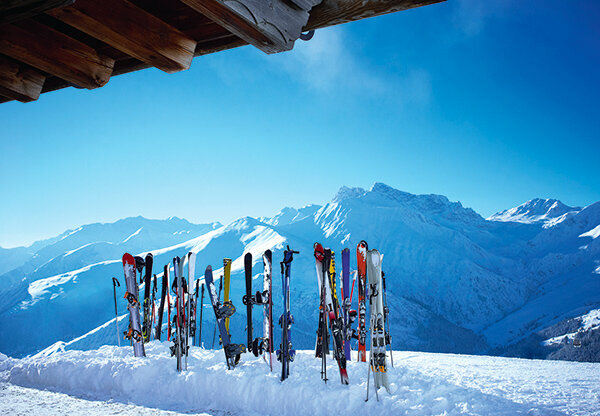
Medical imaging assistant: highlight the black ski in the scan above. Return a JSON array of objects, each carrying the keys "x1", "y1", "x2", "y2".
[{"x1": 155, "y1": 264, "x2": 168, "y2": 340}]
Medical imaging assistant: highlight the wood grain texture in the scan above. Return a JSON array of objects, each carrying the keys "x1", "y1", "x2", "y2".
[
  {"x1": 305, "y1": 0, "x2": 445, "y2": 30},
  {"x1": 0, "y1": 20, "x2": 114, "y2": 89},
  {"x1": 0, "y1": 55, "x2": 45, "y2": 102},
  {"x1": 181, "y1": 0, "x2": 321, "y2": 54},
  {"x1": 0, "y1": 0, "x2": 73, "y2": 25},
  {"x1": 48, "y1": 0, "x2": 197, "y2": 73}
]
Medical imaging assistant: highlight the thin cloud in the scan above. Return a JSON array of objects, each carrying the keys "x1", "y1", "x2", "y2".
[{"x1": 274, "y1": 27, "x2": 386, "y2": 94}]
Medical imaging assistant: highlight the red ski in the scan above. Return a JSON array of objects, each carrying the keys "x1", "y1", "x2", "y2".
[{"x1": 356, "y1": 241, "x2": 368, "y2": 362}]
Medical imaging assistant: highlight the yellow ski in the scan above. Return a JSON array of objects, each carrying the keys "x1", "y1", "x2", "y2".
[{"x1": 223, "y1": 258, "x2": 232, "y2": 334}]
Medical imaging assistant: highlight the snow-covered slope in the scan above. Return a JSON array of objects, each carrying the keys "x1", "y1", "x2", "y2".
[
  {"x1": 487, "y1": 198, "x2": 581, "y2": 226},
  {"x1": 0, "y1": 183, "x2": 598, "y2": 362},
  {"x1": 1, "y1": 344, "x2": 599, "y2": 416}
]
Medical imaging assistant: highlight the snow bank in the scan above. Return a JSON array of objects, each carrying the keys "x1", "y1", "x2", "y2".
[{"x1": 5, "y1": 344, "x2": 591, "y2": 416}]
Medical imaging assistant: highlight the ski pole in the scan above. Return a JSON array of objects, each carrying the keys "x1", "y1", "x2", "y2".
[{"x1": 112, "y1": 277, "x2": 121, "y2": 347}]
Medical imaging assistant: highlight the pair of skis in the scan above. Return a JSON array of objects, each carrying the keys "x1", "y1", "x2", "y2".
[
  {"x1": 243, "y1": 251, "x2": 274, "y2": 371},
  {"x1": 277, "y1": 246, "x2": 298, "y2": 381},
  {"x1": 170, "y1": 252, "x2": 196, "y2": 372},
  {"x1": 314, "y1": 243, "x2": 349, "y2": 384},
  {"x1": 362, "y1": 244, "x2": 392, "y2": 401},
  {"x1": 121, "y1": 253, "x2": 149, "y2": 357}
]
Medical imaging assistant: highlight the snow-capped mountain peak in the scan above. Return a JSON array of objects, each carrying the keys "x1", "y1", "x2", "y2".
[{"x1": 488, "y1": 198, "x2": 581, "y2": 226}]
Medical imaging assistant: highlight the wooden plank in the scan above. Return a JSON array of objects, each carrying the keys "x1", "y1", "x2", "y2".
[
  {"x1": 305, "y1": 0, "x2": 445, "y2": 31},
  {"x1": 180, "y1": 0, "x2": 321, "y2": 54},
  {"x1": 0, "y1": 0, "x2": 73, "y2": 25},
  {"x1": 0, "y1": 55, "x2": 45, "y2": 102},
  {"x1": 48, "y1": 0, "x2": 197, "y2": 73},
  {"x1": 0, "y1": 20, "x2": 114, "y2": 89}
]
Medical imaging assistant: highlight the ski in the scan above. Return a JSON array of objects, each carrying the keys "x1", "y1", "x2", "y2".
[
  {"x1": 223, "y1": 258, "x2": 232, "y2": 335},
  {"x1": 324, "y1": 248, "x2": 349, "y2": 384},
  {"x1": 356, "y1": 241, "x2": 368, "y2": 362},
  {"x1": 170, "y1": 256, "x2": 186, "y2": 372},
  {"x1": 211, "y1": 276, "x2": 223, "y2": 349},
  {"x1": 204, "y1": 265, "x2": 245, "y2": 369},
  {"x1": 366, "y1": 249, "x2": 390, "y2": 393},
  {"x1": 277, "y1": 246, "x2": 298, "y2": 381},
  {"x1": 341, "y1": 247, "x2": 352, "y2": 361},
  {"x1": 155, "y1": 264, "x2": 169, "y2": 340},
  {"x1": 142, "y1": 253, "x2": 153, "y2": 343},
  {"x1": 185, "y1": 252, "x2": 196, "y2": 370},
  {"x1": 198, "y1": 283, "x2": 205, "y2": 347},
  {"x1": 122, "y1": 253, "x2": 145, "y2": 357},
  {"x1": 313, "y1": 243, "x2": 329, "y2": 383},
  {"x1": 190, "y1": 279, "x2": 199, "y2": 346},
  {"x1": 382, "y1": 271, "x2": 393, "y2": 367},
  {"x1": 262, "y1": 250, "x2": 274, "y2": 371}
]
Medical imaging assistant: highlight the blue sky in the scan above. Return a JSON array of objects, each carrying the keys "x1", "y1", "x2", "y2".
[{"x1": 1, "y1": 0, "x2": 598, "y2": 248}]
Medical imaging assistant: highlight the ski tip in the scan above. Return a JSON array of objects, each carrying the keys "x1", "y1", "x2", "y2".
[{"x1": 122, "y1": 252, "x2": 135, "y2": 265}]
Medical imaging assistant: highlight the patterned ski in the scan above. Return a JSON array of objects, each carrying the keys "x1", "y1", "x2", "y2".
[
  {"x1": 356, "y1": 241, "x2": 368, "y2": 362},
  {"x1": 122, "y1": 253, "x2": 145, "y2": 357}
]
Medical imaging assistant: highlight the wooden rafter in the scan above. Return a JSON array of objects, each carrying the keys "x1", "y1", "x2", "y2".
[
  {"x1": 180, "y1": 0, "x2": 322, "y2": 54},
  {"x1": 305, "y1": 0, "x2": 445, "y2": 31},
  {"x1": 0, "y1": 20, "x2": 114, "y2": 89},
  {"x1": 48, "y1": 0, "x2": 197, "y2": 74},
  {"x1": 0, "y1": 0, "x2": 73, "y2": 25},
  {"x1": 0, "y1": 55, "x2": 45, "y2": 102},
  {"x1": 0, "y1": 0, "x2": 446, "y2": 104}
]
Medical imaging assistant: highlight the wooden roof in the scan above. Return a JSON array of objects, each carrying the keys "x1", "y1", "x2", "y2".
[{"x1": 0, "y1": 0, "x2": 444, "y2": 104}]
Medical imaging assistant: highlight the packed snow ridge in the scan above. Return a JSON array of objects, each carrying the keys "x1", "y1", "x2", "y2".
[{"x1": 1, "y1": 344, "x2": 600, "y2": 416}]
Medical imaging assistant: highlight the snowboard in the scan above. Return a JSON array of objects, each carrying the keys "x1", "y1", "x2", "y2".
[{"x1": 204, "y1": 265, "x2": 245, "y2": 369}]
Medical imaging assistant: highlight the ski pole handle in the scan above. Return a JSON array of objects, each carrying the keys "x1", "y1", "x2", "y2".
[{"x1": 113, "y1": 277, "x2": 120, "y2": 287}]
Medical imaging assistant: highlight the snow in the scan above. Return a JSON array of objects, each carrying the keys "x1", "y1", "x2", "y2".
[
  {"x1": 488, "y1": 198, "x2": 581, "y2": 226},
  {"x1": 580, "y1": 224, "x2": 600, "y2": 239},
  {"x1": 2, "y1": 345, "x2": 598, "y2": 415},
  {"x1": 123, "y1": 227, "x2": 143, "y2": 243},
  {"x1": 1, "y1": 183, "x2": 599, "y2": 361}
]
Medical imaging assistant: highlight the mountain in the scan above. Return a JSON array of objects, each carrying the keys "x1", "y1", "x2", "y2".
[
  {"x1": 0, "y1": 183, "x2": 598, "y2": 362},
  {"x1": 487, "y1": 198, "x2": 581, "y2": 227}
]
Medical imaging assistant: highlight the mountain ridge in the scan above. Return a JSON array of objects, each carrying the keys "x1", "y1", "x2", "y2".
[{"x1": 0, "y1": 183, "x2": 598, "y2": 361}]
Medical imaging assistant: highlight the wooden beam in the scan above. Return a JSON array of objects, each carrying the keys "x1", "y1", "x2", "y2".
[
  {"x1": 0, "y1": 0, "x2": 73, "y2": 25},
  {"x1": 0, "y1": 20, "x2": 114, "y2": 89},
  {"x1": 180, "y1": 0, "x2": 322, "y2": 54},
  {"x1": 48, "y1": 0, "x2": 197, "y2": 73},
  {"x1": 305, "y1": 0, "x2": 445, "y2": 31},
  {"x1": 0, "y1": 55, "x2": 45, "y2": 102}
]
